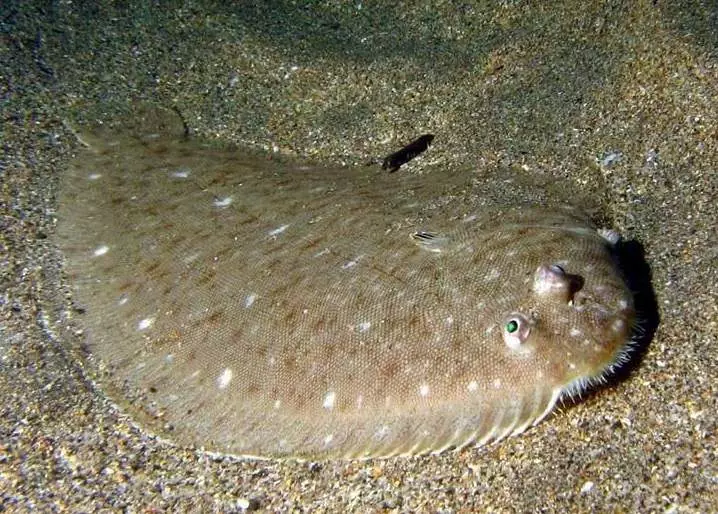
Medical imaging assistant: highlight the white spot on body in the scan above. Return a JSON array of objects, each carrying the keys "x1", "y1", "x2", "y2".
[
  {"x1": 493, "y1": 378, "x2": 502, "y2": 389},
  {"x1": 323, "y1": 391, "x2": 336, "y2": 410},
  {"x1": 217, "y1": 368, "x2": 233, "y2": 389},
  {"x1": 244, "y1": 294, "x2": 257, "y2": 308},
  {"x1": 273, "y1": 400, "x2": 281, "y2": 409},
  {"x1": 170, "y1": 168, "x2": 190, "y2": 178},
  {"x1": 183, "y1": 252, "x2": 201, "y2": 264},
  {"x1": 484, "y1": 268, "x2": 501, "y2": 281},
  {"x1": 342, "y1": 256, "x2": 363, "y2": 269},
  {"x1": 137, "y1": 317, "x2": 154, "y2": 331},
  {"x1": 324, "y1": 433, "x2": 334, "y2": 445},
  {"x1": 467, "y1": 380, "x2": 479, "y2": 392},
  {"x1": 314, "y1": 248, "x2": 330, "y2": 258},
  {"x1": 213, "y1": 196, "x2": 233, "y2": 208},
  {"x1": 445, "y1": 315, "x2": 454, "y2": 326},
  {"x1": 570, "y1": 328, "x2": 582, "y2": 338},
  {"x1": 93, "y1": 245, "x2": 109, "y2": 257},
  {"x1": 419, "y1": 384, "x2": 430, "y2": 397},
  {"x1": 87, "y1": 173, "x2": 102, "y2": 180},
  {"x1": 268, "y1": 224, "x2": 290, "y2": 237},
  {"x1": 117, "y1": 294, "x2": 129, "y2": 306},
  {"x1": 357, "y1": 321, "x2": 371, "y2": 332}
]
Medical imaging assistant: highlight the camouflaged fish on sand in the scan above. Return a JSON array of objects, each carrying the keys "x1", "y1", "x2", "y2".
[{"x1": 56, "y1": 108, "x2": 635, "y2": 459}]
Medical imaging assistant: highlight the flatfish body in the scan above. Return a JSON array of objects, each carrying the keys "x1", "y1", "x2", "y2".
[{"x1": 56, "y1": 108, "x2": 635, "y2": 459}]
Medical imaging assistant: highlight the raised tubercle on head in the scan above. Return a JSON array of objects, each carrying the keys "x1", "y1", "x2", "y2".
[{"x1": 532, "y1": 263, "x2": 584, "y2": 304}]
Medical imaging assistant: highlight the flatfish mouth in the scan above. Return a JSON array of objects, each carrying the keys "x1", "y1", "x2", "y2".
[{"x1": 55, "y1": 107, "x2": 636, "y2": 459}]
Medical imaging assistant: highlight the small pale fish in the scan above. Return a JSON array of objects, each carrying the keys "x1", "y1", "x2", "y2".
[{"x1": 56, "y1": 106, "x2": 636, "y2": 460}]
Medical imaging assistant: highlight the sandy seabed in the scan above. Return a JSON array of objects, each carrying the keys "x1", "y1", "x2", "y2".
[{"x1": 1, "y1": 1, "x2": 716, "y2": 512}]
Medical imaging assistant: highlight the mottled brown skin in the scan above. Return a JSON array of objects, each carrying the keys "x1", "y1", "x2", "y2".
[{"x1": 56, "y1": 110, "x2": 635, "y2": 459}]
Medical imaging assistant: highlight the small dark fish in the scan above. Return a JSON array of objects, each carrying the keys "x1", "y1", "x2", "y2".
[{"x1": 382, "y1": 134, "x2": 434, "y2": 172}]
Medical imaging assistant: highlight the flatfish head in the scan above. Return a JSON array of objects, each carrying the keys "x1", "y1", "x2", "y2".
[{"x1": 56, "y1": 106, "x2": 635, "y2": 459}]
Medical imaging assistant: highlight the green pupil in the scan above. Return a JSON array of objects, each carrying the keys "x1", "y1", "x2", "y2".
[{"x1": 506, "y1": 320, "x2": 519, "y2": 333}]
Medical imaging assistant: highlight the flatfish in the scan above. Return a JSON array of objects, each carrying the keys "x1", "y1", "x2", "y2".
[{"x1": 56, "y1": 107, "x2": 635, "y2": 459}]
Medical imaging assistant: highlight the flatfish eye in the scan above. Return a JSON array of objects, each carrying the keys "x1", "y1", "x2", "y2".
[
  {"x1": 503, "y1": 313, "x2": 532, "y2": 350},
  {"x1": 549, "y1": 263, "x2": 565, "y2": 274}
]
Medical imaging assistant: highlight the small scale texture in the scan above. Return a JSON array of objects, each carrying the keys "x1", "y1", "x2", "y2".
[{"x1": 57, "y1": 110, "x2": 633, "y2": 459}]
